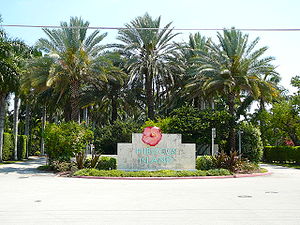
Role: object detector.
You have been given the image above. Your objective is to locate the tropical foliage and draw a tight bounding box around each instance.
[1,12,297,165]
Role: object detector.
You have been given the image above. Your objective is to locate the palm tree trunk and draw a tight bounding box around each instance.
[111,86,118,122]
[25,102,30,159]
[13,95,21,160]
[70,80,80,122]
[40,106,46,155]
[228,93,236,153]
[83,107,88,125]
[145,73,155,120]
[0,94,6,162]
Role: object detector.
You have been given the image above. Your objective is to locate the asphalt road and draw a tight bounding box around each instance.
[0,157,300,225]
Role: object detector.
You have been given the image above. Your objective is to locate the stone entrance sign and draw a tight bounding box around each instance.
[117,133,196,171]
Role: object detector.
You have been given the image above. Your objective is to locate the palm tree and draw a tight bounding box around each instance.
[189,29,278,152]
[36,17,107,121]
[0,28,19,161]
[115,13,179,120]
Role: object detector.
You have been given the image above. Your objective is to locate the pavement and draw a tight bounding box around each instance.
[0,158,300,225]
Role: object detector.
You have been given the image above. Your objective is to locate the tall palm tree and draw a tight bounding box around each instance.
[189,29,278,152]
[0,27,19,161]
[36,17,107,121]
[115,13,179,119]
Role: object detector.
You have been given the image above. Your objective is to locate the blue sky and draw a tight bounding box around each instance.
[2,0,300,94]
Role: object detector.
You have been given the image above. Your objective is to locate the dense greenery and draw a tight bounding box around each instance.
[143,106,232,154]
[239,122,263,162]
[196,154,262,173]
[94,120,140,154]
[44,122,93,162]
[3,133,13,160]
[1,13,299,165]
[17,135,27,160]
[74,168,231,177]
[264,146,300,163]
[96,156,117,170]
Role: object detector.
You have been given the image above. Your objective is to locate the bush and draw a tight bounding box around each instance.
[17,135,27,160]
[74,168,232,177]
[263,146,300,163]
[196,152,260,173]
[212,151,243,173]
[3,133,13,161]
[196,156,216,170]
[239,122,263,162]
[44,122,93,162]
[96,156,117,170]
[94,119,140,154]
[50,160,78,173]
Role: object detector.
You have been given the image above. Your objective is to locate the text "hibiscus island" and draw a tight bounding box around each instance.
[117,127,196,171]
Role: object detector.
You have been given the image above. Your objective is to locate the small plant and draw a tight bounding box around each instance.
[75,152,86,169]
[212,151,243,173]
[96,157,117,170]
[84,154,101,168]
[196,156,216,170]
[51,160,78,173]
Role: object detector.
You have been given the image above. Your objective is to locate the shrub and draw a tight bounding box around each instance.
[94,119,140,154]
[17,135,27,160]
[3,133,13,161]
[96,156,117,170]
[196,156,216,170]
[50,160,78,173]
[44,122,93,162]
[84,154,101,168]
[263,146,300,163]
[239,122,263,162]
[212,151,243,173]
[74,168,232,177]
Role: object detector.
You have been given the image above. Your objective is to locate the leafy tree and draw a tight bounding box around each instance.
[44,122,93,162]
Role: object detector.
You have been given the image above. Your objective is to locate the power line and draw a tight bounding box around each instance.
[2,24,300,32]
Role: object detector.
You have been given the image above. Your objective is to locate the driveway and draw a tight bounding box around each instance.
[0,158,300,225]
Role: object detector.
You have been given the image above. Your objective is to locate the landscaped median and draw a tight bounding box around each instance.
[39,153,271,179]
[73,167,271,180]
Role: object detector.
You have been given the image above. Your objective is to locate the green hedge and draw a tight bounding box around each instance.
[96,156,117,170]
[74,168,231,177]
[264,146,300,163]
[3,133,13,161]
[17,135,27,160]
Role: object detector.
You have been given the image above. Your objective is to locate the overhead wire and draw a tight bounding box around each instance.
[1,24,300,32]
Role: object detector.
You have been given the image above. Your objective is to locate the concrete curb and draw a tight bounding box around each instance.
[73,171,273,180]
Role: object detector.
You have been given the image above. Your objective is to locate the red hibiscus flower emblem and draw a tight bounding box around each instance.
[142,126,162,146]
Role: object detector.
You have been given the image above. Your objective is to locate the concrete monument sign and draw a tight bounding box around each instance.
[117,127,196,171]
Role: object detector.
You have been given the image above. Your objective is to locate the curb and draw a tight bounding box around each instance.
[73,171,273,180]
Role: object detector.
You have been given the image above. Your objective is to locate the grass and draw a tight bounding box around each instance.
[269,163,300,169]
[37,165,53,171]
[0,160,22,165]
[74,168,232,177]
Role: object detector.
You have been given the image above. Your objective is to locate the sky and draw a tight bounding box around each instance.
[1,0,300,95]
